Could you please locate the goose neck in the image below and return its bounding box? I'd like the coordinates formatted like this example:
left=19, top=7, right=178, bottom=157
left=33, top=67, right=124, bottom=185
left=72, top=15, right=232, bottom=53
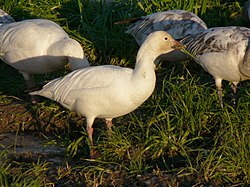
left=133, top=44, right=157, bottom=74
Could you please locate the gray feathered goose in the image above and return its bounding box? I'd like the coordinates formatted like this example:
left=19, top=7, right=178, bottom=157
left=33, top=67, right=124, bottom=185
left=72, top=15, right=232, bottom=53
left=181, top=26, right=250, bottom=107
left=124, top=9, right=207, bottom=62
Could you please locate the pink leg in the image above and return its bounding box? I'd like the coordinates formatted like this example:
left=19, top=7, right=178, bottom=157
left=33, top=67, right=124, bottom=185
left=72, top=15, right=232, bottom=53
left=105, top=118, right=113, bottom=132
left=87, top=126, right=96, bottom=158
left=231, top=82, right=238, bottom=94
left=86, top=118, right=97, bottom=158
left=231, top=82, right=238, bottom=107
left=87, top=126, right=94, bottom=147
left=215, top=79, right=223, bottom=108
left=105, top=118, right=113, bottom=140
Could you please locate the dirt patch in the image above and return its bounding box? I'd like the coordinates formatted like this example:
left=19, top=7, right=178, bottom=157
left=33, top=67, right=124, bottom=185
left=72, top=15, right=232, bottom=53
left=0, top=96, right=83, bottom=134
left=0, top=96, right=71, bottom=164
left=0, top=100, right=35, bottom=133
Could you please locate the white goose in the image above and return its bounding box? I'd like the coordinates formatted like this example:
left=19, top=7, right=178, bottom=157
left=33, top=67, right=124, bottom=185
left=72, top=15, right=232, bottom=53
left=0, top=18, right=90, bottom=91
left=181, top=26, right=250, bottom=107
left=30, top=31, right=184, bottom=158
left=124, top=9, right=207, bottom=62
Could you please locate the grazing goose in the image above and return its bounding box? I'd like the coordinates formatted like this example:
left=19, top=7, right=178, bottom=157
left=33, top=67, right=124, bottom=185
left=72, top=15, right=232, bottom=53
left=181, top=26, right=250, bottom=107
left=0, top=19, right=90, bottom=92
left=124, top=9, right=207, bottom=62
left=30, top=31, right=184, bottom=158
left=0, top=9, right=15, bottom=25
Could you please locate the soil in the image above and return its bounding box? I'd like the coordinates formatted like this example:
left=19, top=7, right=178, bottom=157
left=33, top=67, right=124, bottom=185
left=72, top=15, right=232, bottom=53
left=0, top=97, right=69, bottom=163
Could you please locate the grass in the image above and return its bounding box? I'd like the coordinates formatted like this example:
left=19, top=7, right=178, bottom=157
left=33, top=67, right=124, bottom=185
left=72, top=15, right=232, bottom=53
left=0, top=0, right=249, bottom=186
left=0, top=147, right=51, bottom=186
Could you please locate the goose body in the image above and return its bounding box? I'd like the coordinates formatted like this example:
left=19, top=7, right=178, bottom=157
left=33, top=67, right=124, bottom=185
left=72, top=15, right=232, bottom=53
left=30, top=31, right=183, bottom=157
left=181, top=26, right=250, bottom=106
left=125, top=10, right=207, bottom=62
left=0, top=19, right=89, bottom=89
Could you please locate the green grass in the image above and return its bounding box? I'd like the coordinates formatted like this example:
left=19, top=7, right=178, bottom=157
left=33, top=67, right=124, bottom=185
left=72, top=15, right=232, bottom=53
left=0, top=0, right=249, bottom=186
left=0, top=147, right=51, bottom=186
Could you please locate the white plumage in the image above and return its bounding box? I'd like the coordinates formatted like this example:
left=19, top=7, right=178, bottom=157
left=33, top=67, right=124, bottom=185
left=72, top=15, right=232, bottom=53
left=181, top=26, right=250, bottom=107
left=30, top=31, right=184, bottom=158
left=0, top=18, right=90, bottom=90
left=125, top=9, right=207, bottom=62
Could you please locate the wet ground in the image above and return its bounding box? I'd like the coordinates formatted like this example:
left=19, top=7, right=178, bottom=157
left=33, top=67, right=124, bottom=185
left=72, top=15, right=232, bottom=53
left=0, top=98, right=65, bottom=169
left=0, top=132, right=65, bottom=163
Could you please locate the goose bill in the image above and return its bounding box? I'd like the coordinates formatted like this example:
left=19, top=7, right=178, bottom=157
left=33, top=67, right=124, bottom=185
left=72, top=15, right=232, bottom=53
left=172, top=41, right=185, bottom=50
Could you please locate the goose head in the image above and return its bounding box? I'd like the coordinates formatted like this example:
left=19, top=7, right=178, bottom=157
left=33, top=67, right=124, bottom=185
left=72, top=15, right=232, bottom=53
left=68, top=54, right=90, bottom=70
left=60, top=38, right=90, bottom=70
left=139, top=31, right=184, bottom=65
left=138, top=31, right=185, bottom=65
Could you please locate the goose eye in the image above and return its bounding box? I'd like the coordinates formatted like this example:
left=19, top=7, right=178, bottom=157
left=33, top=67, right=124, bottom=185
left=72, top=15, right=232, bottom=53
left=164, top=37, right=168, bottom=41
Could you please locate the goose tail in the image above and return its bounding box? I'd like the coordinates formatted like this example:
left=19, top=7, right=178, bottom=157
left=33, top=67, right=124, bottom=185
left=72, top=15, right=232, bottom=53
left=29, top=78, right=59, bottom=99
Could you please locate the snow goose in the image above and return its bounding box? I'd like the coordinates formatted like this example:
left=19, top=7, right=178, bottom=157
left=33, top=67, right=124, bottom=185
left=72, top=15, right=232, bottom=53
left=0, top=19, right=90, bottom=92
left=181, top=26, right=250, bottom=107
left=124, top=9, right=207, bottom=62
left=30, top=31, right=184, bottom=158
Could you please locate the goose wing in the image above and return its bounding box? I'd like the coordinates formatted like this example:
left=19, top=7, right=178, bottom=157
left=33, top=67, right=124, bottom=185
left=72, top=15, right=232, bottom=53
left=126, top=10, right=207, bottom=45
left=182, top=26, right=250, bottom=57
left=31, top=65, right=132, bottom=106
left=0, top=19, right=68, bottom=52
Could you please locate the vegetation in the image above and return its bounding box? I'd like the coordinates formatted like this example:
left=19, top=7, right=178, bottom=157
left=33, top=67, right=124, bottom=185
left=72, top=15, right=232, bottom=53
left=0, top=0, right=249, bottom=186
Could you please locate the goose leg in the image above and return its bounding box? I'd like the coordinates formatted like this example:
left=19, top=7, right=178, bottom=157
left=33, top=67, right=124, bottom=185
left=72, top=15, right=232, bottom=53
left=215, top=79, right=223, bottom=108
left=22, top=73, right=35, bottom=89
left=86, top=118, right=96, bottom=158
left=87, top=126, right=95, bottom=158
left=21, top=72, right=37, bottom=103
left=105, top=118, right=113, bottom=132
left=230, top=82, right=238, bottom=107
left=217, top=88, right=223, bottom=108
